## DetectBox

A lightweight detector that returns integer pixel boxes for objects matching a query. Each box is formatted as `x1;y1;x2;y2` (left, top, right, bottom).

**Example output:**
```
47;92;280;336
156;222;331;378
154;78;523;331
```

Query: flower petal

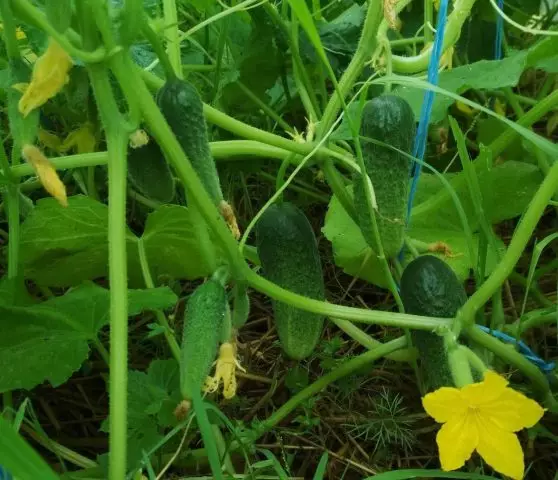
462;370;508;406
437;414;478;471
481;387;544;432
476;417;525;480
422;387;467;423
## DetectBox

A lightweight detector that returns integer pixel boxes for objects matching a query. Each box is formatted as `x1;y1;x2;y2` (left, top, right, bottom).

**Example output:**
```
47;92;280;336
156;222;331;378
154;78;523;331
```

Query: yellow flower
128;129;149;149
59;123;96;154
18;38;73;117
423;370;545;480
22;144;68;207
204;342;245;400
0;23;26;40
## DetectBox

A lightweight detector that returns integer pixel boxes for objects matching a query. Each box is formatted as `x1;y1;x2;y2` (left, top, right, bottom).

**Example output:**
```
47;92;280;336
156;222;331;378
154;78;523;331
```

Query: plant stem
459;160;558;327
137;239;181;362
389;0;478;73
489;89;558;159
11;0;106;62
162;0;181;78
330;317;415;362
258;336;407;432
242;268;451;329
105;130;129;480
317;0;384;138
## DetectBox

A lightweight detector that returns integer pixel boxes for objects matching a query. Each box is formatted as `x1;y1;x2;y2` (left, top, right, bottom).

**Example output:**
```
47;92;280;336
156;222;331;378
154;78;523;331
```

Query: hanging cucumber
180;279;227;401
400;255;467;391
156;78;223;205
256;202;326;360
353;95;415;258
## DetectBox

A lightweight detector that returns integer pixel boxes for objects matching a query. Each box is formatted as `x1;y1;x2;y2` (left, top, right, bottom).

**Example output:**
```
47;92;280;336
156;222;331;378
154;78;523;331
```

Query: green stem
317;0;383;138
465;326;556;407
258;336;407;432
137;239;181;362
330;317;414;362
142;20;177;81
424;0;433;44
389;0;478;73
11;0;107;62
459;160;558;327
162;0;181;78
242;268;451;329
489;89;558;159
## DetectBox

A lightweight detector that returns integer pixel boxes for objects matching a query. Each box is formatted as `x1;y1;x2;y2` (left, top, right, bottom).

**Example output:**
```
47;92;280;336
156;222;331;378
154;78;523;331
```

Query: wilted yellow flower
22;144;68;207
204;342;245;400
219;200;240;240
423;370;545;480
59;123;96;154
18;38;72;117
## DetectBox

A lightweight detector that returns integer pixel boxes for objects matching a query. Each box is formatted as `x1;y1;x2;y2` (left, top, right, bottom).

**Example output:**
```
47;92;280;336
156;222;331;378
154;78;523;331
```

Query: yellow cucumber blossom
22;144;68;207
204;342;245;400
59;123;97;154
423;370;544;480
17;38;73;117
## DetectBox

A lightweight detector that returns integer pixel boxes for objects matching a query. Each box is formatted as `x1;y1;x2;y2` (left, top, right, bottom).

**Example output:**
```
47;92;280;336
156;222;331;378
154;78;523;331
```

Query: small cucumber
353;95;415;258
400;255;467;391
256;202;325;360
156;78;223;205
180;279;227;400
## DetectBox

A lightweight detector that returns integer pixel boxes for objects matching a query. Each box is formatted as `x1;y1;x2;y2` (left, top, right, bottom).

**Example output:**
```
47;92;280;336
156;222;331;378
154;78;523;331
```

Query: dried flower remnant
22;144;68;207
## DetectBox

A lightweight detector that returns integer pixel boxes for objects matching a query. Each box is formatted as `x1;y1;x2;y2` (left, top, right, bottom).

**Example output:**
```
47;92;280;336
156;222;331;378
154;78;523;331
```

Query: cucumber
256;202;325;360
180;279;227;400
353;95;415;258
127;138;175;203
156;78;223;205
400;255;467;391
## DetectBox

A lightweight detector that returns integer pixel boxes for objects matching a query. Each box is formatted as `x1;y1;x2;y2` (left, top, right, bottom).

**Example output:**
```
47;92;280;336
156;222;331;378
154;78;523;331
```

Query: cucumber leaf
0;283;177;393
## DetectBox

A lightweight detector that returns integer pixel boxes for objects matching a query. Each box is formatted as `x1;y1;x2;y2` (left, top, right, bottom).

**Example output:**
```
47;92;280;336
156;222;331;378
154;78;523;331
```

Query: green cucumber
353;95;415;258
156;78;223;205
127;138;175;203
256;202;325;360
180;279;227;400
400;255;467;391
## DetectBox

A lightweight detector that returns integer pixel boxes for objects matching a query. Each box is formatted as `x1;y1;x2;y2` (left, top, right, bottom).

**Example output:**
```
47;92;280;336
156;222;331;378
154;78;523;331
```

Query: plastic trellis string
494;0;505;60
405;0;450;223
476;325;556;373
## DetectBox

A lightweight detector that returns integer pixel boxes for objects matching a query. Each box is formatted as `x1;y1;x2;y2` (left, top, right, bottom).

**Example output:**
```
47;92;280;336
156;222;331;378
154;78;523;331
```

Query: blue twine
494;0;505;60
476;325;556;373
0;465;13;480
405;0;450;224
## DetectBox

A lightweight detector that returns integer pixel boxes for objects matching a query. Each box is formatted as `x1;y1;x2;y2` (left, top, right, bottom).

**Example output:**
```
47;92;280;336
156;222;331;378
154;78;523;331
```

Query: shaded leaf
0;283;177;392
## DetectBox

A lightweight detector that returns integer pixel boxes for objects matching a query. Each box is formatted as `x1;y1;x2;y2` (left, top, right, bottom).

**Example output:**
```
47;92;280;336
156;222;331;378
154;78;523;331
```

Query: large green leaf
19;196;140;287
19;197;214;286
141;205;221;281
0;283;177;393
100;359;181;470
323;160;540;287
410;161;544;231
322;189;477;288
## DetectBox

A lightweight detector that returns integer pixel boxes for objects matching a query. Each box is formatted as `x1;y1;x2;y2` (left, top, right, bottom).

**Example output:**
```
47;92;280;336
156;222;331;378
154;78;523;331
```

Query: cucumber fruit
157;78;223;205
353;95;415;258
180;279;227;400
400;255;467;391
256;202;325;360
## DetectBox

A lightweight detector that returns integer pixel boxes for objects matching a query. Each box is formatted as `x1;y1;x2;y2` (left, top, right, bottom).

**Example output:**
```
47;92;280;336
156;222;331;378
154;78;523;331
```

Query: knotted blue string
494;0;505;60
477;325;556;373
405;0;450;224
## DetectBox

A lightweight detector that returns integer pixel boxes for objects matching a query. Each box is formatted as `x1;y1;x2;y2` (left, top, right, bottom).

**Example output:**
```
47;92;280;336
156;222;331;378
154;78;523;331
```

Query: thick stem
459;160;558;327
317;0;384;138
